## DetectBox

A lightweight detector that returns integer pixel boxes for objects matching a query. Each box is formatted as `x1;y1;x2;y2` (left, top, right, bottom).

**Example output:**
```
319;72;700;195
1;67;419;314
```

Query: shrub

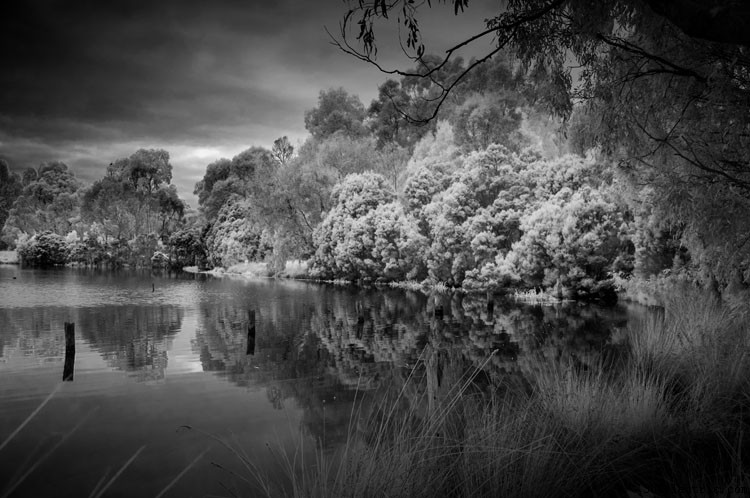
507;185;632;298
167;228;205;268
17;231;68;266
310;173;427;281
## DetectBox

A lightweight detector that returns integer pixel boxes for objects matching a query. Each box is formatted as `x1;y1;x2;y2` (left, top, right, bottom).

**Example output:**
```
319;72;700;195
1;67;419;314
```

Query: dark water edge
0;266;647;497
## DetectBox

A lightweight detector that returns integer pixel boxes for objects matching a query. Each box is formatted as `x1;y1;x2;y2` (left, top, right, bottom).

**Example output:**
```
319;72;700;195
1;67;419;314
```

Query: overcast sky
1;1;499;207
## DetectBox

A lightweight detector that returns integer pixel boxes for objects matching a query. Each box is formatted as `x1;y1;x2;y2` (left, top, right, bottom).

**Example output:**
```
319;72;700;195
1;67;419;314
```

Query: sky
1;1;500;207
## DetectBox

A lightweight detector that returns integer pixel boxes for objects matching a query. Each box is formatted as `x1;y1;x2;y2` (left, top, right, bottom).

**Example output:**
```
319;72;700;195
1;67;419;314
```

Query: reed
240;288;750;498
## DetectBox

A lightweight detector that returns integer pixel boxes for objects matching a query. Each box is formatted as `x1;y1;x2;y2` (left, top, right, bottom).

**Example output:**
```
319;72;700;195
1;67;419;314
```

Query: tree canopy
334;0;750;284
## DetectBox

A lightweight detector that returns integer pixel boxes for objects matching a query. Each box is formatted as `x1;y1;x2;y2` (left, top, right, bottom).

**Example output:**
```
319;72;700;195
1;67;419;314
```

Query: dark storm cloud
1;0;320;140
0;0;499;204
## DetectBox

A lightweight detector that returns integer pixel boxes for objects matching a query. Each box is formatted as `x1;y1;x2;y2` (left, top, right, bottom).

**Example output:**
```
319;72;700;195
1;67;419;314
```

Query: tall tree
194;147;276;222
82;149;184;241
3;161;81;242
104;149;175;235
271;136;294;166
334;0;750;285
304;87;368;140
0;160;22;245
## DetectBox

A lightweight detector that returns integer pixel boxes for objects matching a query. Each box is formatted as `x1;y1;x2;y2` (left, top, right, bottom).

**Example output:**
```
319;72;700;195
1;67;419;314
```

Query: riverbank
0;250;19;264
184;261;578;303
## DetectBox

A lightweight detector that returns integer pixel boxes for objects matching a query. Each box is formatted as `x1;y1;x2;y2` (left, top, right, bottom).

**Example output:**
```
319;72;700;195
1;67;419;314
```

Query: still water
0;266;642;497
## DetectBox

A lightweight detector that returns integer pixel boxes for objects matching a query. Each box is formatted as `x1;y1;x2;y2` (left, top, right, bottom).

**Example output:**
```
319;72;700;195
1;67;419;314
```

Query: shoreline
182;262;585;305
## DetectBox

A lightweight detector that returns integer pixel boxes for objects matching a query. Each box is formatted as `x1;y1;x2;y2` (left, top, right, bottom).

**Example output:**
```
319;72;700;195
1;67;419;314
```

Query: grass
0;250;19;264
239;287;750;498
278;259;309;279
226;261;273;277
202;259;311;279
613;271;699;307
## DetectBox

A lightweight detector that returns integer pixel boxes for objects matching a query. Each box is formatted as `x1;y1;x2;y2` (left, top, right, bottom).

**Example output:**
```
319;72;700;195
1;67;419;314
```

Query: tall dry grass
240;287;750;498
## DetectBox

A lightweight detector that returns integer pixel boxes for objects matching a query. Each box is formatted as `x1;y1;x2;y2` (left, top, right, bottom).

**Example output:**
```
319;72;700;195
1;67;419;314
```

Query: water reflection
78;305;182;383
190;286;636;448
0;304;182;383
0;267;647;496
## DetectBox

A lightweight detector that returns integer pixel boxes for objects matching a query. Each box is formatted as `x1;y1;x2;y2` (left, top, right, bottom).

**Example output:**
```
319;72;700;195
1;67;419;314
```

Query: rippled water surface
0;266;644;497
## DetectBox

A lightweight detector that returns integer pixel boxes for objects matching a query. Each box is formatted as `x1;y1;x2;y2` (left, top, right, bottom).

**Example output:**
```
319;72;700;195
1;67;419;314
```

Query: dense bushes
203;200;270;268
15;228;199;269
309;139;634;298
310;173;427;281
167;228;205;269
17;231;68;266
506;185;633;299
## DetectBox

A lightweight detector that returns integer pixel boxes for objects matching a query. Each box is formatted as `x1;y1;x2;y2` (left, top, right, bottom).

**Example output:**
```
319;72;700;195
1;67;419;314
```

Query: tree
0;159;22;248
17;231;68;266
334;0;750;287
272;136;294;166
304;87;368;140
167;227;205;268
105;149;175;235
203;199;269;268
310;172;426;281
82;150;185;242
449;93;525;153
421;145;534;286
155;185;185;235
506;185;632;299
3;161;81;242
81;176;136;242
368;78;428;149
194;147;276;222
108;148;172;195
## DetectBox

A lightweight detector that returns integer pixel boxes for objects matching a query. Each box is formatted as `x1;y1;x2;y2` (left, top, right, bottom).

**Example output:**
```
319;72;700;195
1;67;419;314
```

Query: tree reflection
0;307;68;362
77;305;182;382
191;285;633;449
0;303;182;383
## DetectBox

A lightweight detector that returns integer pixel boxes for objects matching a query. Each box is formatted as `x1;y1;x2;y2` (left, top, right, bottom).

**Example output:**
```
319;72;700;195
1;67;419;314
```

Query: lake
0;266;644;497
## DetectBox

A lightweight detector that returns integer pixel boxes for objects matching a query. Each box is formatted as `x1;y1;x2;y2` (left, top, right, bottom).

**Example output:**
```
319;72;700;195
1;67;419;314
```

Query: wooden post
246;310;256;355
434;305;444;319
63;322;75;381
152;283;155;292
487;292;494;316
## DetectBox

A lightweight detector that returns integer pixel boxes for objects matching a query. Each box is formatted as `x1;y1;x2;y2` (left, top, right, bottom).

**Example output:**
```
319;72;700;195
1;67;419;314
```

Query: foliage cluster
328;0;750;297
16;229;180;268
309;135;633;298
1;149;192;268
176;44;741;299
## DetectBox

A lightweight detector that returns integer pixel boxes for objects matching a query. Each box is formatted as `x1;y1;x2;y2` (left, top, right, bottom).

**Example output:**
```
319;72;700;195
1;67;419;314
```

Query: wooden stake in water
434;305;444;319
246;310;256;355
152;283;155;292
487;292;494;317
63;322;75;381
